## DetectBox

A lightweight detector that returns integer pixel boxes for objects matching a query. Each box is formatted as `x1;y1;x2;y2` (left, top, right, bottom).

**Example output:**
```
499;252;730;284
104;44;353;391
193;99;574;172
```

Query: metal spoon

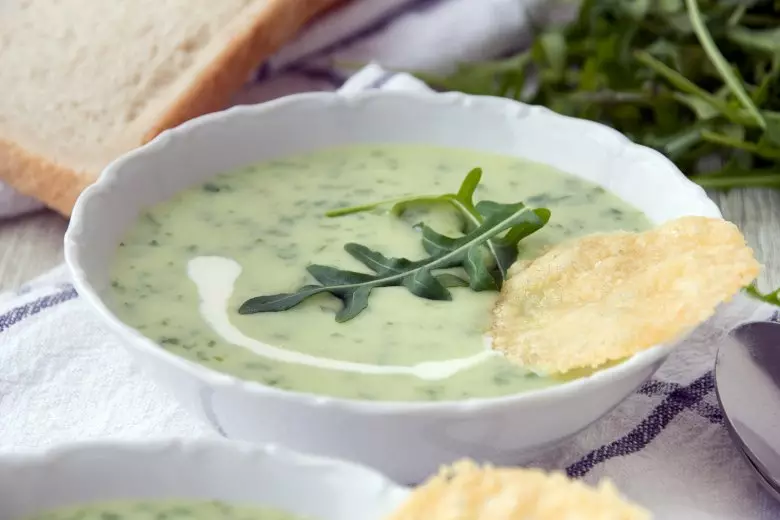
715;320;780;496
737;442;780;502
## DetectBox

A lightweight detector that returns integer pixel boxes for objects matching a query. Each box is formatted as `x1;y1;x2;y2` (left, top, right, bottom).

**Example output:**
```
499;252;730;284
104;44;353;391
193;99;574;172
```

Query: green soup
20;500;305;520
109;144;650;401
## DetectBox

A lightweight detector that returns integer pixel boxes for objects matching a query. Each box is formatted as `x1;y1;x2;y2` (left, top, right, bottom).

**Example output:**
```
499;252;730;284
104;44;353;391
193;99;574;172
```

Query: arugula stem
446;197;516;279
662;126;705;159
562;90;660;105
325;196;417;217
740;14;780;27
690;173;780;189
746;283;780;305
700;131;780;160
752;56;780;105
685;0;766;129
401;209;531;278
634;51;756;127
728;5;747;27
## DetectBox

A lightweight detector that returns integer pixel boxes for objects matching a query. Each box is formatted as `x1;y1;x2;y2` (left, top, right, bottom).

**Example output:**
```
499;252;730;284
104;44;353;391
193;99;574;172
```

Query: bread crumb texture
385;459;651;520
491;216;760;374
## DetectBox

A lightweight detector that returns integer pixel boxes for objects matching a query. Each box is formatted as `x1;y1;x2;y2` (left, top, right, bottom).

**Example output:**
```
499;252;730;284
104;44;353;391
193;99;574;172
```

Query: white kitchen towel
0;0;543;218
3;28;780;520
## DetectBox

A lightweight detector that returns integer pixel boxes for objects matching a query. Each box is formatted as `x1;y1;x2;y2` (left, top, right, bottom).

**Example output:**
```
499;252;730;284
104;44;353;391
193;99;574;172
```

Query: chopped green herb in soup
109;144;651;401
20;499;306;520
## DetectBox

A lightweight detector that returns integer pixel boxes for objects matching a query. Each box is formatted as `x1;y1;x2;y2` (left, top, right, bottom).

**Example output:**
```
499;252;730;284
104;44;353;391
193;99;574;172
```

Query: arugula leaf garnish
327;168;535;284
239;170;550;322
399;0;780;189
746;282;780;306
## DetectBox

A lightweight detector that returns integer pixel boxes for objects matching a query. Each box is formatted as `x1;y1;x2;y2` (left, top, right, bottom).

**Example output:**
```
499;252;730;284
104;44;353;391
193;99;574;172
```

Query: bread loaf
0;0;343;216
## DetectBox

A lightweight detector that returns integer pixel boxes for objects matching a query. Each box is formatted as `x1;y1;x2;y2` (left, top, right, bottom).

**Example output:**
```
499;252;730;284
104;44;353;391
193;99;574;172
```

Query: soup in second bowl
20;499;308;520
109;144;650;401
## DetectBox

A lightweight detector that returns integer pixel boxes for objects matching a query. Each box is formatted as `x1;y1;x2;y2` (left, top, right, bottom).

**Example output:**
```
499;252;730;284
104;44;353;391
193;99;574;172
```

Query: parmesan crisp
491;216;760;374
385;459;651;520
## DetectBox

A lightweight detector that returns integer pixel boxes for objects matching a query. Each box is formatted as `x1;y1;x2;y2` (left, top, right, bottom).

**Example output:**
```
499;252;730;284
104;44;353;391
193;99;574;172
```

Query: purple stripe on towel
638;379;681;397
286;64;349;87
252;0;444;86
0;286;78;334
639;378;724;425
367;70;397;89
566;372;716;478
254;62;272;83
252;0;445;87
693;401;724;425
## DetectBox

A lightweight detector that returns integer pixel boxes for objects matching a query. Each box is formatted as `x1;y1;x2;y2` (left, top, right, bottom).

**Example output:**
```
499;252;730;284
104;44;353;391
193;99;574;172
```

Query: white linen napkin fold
2;41;780;520
0;0;540;218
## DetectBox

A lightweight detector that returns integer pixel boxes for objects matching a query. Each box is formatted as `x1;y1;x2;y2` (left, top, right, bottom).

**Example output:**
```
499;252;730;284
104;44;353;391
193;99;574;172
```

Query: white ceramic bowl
65;90;722;484
0;440;407;520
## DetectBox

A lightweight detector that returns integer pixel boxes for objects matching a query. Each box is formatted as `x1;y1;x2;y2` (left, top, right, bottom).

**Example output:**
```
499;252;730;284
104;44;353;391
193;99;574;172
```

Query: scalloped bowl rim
0;438;409;516
0;438;404;479
65;89;721;415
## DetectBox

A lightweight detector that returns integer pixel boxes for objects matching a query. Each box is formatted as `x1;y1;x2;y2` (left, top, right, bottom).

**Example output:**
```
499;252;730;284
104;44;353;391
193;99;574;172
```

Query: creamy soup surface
21;500;306;520
109;144;651;401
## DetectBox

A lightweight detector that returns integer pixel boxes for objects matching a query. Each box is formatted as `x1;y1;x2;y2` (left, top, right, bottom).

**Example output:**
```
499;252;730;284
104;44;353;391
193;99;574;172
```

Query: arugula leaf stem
661;125;706;158
740;14;780;27
684;0;766;129
446;196;517;279
325;196;426;217
634;50;757;127
690;173;780;189
700;130;780;160
727;4;747;27
351;209;531;291
390;208;530;282
562;90;662;105
746;282;780;306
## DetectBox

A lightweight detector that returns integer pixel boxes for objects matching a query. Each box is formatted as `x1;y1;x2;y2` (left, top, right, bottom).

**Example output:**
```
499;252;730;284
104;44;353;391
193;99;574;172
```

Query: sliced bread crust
0;0;343;217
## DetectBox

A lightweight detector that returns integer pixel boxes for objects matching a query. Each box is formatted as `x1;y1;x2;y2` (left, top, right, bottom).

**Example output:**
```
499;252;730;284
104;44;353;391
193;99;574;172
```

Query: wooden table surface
0;189;778;293
0;211;68;292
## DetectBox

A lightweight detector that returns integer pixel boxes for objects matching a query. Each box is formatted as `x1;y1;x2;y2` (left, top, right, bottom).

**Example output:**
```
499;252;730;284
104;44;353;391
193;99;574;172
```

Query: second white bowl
0;440;407;520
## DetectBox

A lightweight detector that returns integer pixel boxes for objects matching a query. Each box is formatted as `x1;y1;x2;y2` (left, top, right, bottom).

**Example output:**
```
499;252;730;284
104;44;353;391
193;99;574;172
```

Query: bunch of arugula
412;0;780;190
239;169;551;322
